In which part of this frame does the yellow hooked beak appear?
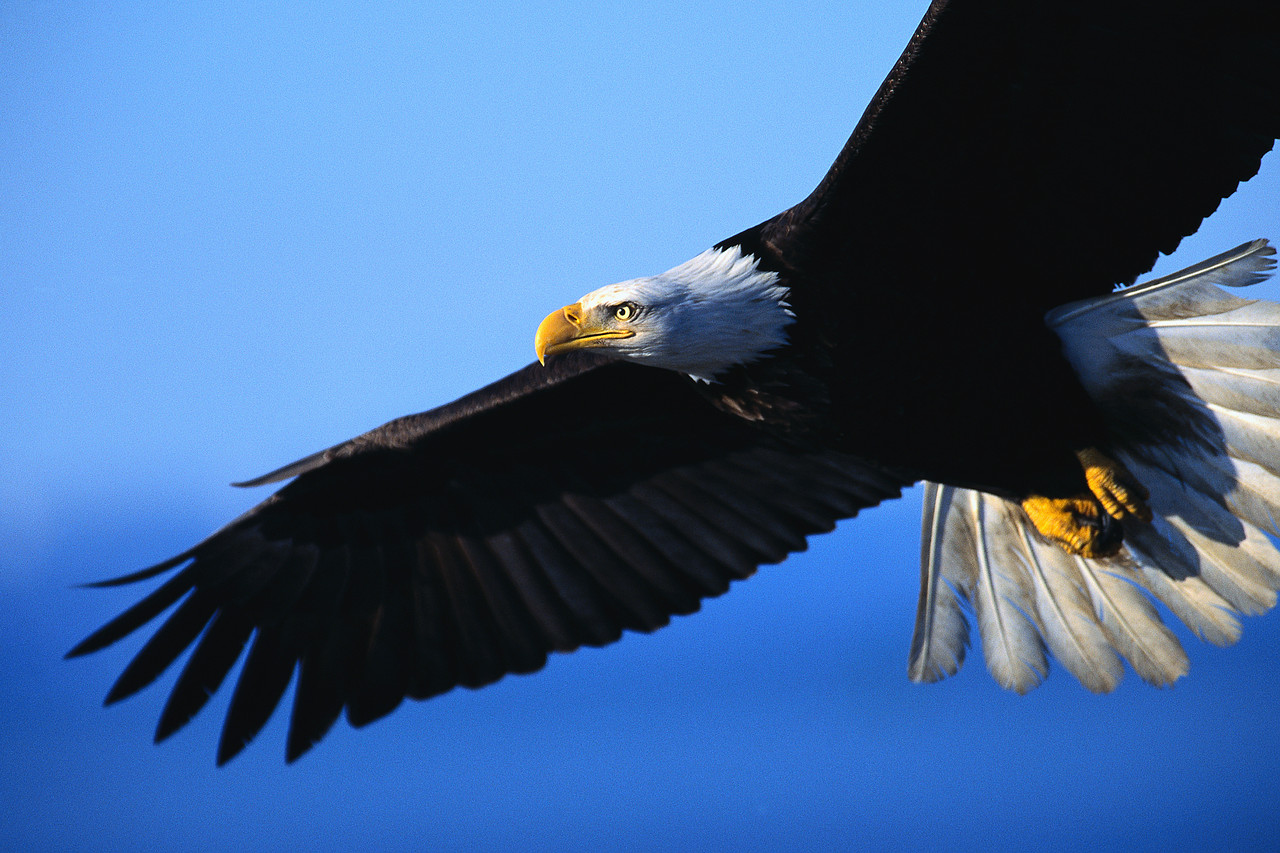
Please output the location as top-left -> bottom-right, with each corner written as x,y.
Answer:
535,301 -> 634,364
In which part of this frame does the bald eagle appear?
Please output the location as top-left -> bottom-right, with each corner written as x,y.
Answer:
71,0 -> 1280,764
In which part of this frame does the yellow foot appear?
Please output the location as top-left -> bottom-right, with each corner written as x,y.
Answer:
1076,448 -> 1152,523
1021,494 -> 1124,558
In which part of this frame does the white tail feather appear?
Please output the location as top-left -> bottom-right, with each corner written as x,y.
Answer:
908,483 -> 971,684
1074,558 -> 1187,687
909,240 -> 1280,691
970,497 -> 1048,693
1014,521 -> 1124,692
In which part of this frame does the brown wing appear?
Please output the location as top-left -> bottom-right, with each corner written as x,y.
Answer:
728,0 -> 1280,308
714,0 -> 1280,494
69,353 -> 904,763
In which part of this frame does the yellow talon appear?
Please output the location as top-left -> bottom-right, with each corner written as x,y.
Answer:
1020,448 -> 1151,558
1076,448 -> 1152,523
1021,494 -> 1124,558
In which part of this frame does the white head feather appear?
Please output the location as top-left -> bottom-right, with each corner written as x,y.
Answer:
576,245 -> 794,382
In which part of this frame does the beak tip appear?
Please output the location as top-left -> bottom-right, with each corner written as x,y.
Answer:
535,302 -> 581,367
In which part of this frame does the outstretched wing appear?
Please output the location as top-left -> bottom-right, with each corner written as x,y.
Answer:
709,0 -> 1280,501
69,353 -> 904,763
731,0 -> 1280,308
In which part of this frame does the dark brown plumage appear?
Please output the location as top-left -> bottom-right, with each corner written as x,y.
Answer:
72,354 -> 902,763
724,0 -> 1280,498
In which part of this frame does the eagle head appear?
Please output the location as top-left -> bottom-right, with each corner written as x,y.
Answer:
534,246 -> 795,382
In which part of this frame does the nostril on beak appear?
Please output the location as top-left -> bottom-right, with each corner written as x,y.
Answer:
563,304 -> 583,325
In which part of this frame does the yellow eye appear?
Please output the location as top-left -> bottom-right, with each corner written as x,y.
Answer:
614,303 -> 635,322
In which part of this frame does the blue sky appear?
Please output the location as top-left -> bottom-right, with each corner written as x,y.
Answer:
4,2 -> 1280,851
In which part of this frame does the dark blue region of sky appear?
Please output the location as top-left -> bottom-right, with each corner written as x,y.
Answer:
5,2 -> 1280,851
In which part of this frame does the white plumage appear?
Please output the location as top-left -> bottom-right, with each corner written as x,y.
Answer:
910,240 -> 1280,692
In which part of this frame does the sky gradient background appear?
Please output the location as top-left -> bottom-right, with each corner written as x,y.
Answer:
5,2 -> 1280,850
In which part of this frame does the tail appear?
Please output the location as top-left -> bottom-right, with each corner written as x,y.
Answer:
908,240 -> 1280,692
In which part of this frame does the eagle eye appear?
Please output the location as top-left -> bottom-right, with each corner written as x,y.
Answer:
613,303 -> 636,322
